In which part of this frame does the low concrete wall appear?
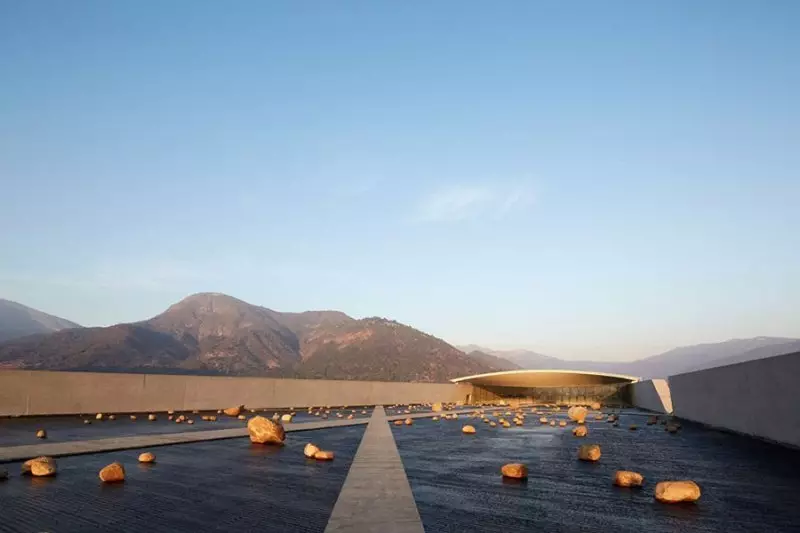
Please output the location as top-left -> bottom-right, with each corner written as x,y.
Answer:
669,351 -> 800,448
626,379 -> 673,414
0,370 -> 472,416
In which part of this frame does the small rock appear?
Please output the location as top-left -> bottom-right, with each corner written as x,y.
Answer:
314,450 -> 335,461
489,421 -> 497,427
462,425 -> 476,434
148,414 -> 157,421
539,417 -> 548,424
655,480 -> 701,503
83,420 -> 92,425
36,429 -> 47,439
432,416 -> 439,421
168,410 -> 175,415
281,414 -> 293,423
404,418 -> 413,426
108,414 -> 116,421
614,470 -> 644,487
393,420 -> 403,426
130,415 -> 137,421
501,463 -> 528,479
224,405 -> 244,417
22,456 -> 57,477
559,421 -> 567,427
573,426 -> 588,437
590,402 -> 602,410
187,420 -> 194,425
138,452 -> 156,463
568,406 -> 588,423
578,444 -> 601,462
247,416 -> 286,445
95,413 -> 103,421
99,462 -> 125,483
304,443 -> 320,458
549,420 -> 556,426
431,402 -> 443,412
237,414 -> 246,420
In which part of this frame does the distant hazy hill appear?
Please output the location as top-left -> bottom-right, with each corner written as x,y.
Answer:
458,345 -> 564,369
460,337 -> 800,378
0,293 -> 495,381
0,299 -> 81,343
463,350 -> 521,372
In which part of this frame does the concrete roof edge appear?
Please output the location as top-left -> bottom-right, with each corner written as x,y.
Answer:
450,369 -> 641,384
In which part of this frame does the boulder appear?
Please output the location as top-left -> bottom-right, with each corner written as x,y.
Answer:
462,425 -> 476,434
148,414 -> 157,421
22,456 -> 57,477
432,416 -> 439,421
573,426 -> 588,437
187,420 -> 194,425
404,418 -> 413,426
36,429 -> 47,439
99,462 -> 125,483
489,421 -> 497,427
247,416 -> 286,445
130,415 -> 137,421
655,480 -> 701,503
614,470 -> 644,487
501,463 -> 528,479
590,402 -> 602,410
568,406 -> 588,423
314,450 -> 335,461
549,420 -> 556,426
95,413 -> 103,421
108,414 -> 116,421
559,421 -> 567,427
281,414 -> 294,422
168,410 -> 175,415
431,402 -> 443,412
138,452 -> 156,463
539,417 -> 548,424
578,444 -> 601,462
224,405 -> 244,417
393,420 -> 404,426
237,414 -> 247,421
304,443 -> 321,458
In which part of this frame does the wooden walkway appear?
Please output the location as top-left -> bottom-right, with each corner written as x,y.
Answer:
0,407 -> 482,463
324,406 -> 424,533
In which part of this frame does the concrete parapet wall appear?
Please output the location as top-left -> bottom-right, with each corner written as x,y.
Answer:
0,370 -> 472,416
669,351 -> 800,448
627,379 -> 673,414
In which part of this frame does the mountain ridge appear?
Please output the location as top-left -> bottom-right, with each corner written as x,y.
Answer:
0,299 -> 82,343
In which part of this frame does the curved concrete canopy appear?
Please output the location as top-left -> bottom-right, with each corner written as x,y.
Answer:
451,369 -> 640,388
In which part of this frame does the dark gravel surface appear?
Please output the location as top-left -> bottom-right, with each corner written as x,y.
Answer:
0,425 -> 364,533
0,408 -> 373,446
393,408 -> 800,533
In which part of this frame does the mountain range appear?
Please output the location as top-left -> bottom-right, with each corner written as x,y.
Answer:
0,299 -> 82,343
0,293 -> 496,381
0,294 -> 797,381
459,337 -> 800,378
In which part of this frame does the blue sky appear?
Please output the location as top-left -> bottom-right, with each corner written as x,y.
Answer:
1,1 -> 798,360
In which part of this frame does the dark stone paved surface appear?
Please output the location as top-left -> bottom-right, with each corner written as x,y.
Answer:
0,425 -> 365,533
0,408 -> 372,447
393,409 -> 800,533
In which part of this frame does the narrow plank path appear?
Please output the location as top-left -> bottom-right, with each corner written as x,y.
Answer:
0,407 -> 487,463
324,406 -> 425,533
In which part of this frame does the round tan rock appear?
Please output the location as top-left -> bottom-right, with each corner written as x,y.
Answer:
138,452 -> 156,463
578,444 -> 601,461
655,480 -> 701,503
130,415 -> 137,421
36,429 -> 47,439
304,443 -> 321,458
237,414 -> 246,420
590,402 -> 601,410
462,425 -> 476,434
314,450 -> 335,461
22,456 -> 57,477
99,462 -> 125,483
568,406 -> 588,423
614,470 -> 644,487
539,417 -> 548,424
573,425 -> 588,437
247,415 -> 286,445
559,421 -> 567,427
393,420 -> 403,426
404,418 -> 413,426
501,463 -> 528,479
432,416 -> 439,421
431,402 -> 443,412
489,421 -> 497,427
95,413 -> 103,421
148,414 -> 157,421
224,405 -> 244,417
281,414 -> 293,422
